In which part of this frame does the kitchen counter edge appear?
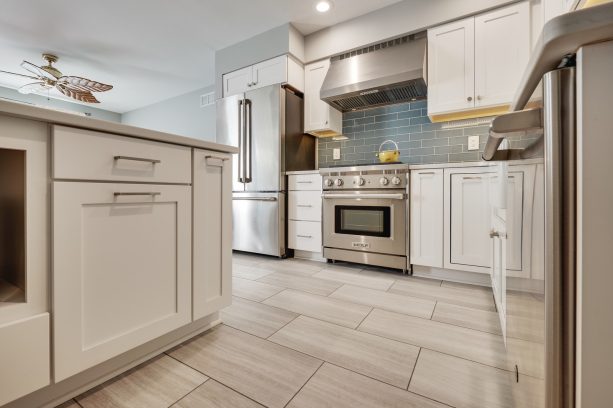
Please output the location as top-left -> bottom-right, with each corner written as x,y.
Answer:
408,158 -> 544,170
0,100 -> 238,154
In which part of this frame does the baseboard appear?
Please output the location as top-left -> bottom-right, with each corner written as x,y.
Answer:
4,313 -> 221,408
293,249 -> 326,262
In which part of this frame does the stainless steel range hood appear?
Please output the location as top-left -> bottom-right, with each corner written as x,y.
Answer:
320,35 -> 427,112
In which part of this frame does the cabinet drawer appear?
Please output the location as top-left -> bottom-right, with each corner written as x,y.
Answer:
289,191 -> 321,221
288,173 -> 321,191
289,221 -> 322,252
0,313 -> 50,406
53,125 -> 191,183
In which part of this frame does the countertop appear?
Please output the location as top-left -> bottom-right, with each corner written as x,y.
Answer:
0,100 -> 238,153
408,158 -> 544,170
285,169 -> 321,175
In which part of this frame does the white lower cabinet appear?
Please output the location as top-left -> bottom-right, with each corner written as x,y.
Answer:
0,313 -> 50,406
288,173 -> 323,256
410,169 -> 444,267
53,182 -> 192,381
192,150 -> 232,320
289,220 -> 322,253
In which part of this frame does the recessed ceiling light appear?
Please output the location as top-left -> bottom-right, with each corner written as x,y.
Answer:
316,1 -> 332,13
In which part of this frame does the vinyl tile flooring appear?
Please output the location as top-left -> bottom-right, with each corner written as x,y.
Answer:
60,254 -> 544,408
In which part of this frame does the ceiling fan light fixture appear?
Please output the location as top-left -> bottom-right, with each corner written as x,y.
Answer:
316,1 -> 332,13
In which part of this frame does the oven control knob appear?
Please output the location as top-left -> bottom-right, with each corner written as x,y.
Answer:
391,176 -> 402,185
335,178 -> 344,186
358,177 -> 366,186
324,179 -> 333,187
379,177 -> 389,186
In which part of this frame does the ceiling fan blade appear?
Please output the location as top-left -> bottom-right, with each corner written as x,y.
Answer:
57,76 -> 113,93
0,69 -> 40,81
18,82 -> 47,94
56,83 -> 100,103
21,60 -> 58,80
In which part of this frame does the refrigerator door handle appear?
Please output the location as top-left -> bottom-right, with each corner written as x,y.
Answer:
244,99 -> 253,183
237,99 -> 245,183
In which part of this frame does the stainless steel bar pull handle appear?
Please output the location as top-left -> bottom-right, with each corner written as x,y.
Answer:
296,181 -> 313,184
205,154 -> 229,167
114,155 -> 161,164
244,99 -> 252,183
233,197 -> 278,202
238,99 -> 245,183
297,235 -> 313,239
297,204 -> 313,208
322,193 -> 406,200
114,192 -> 161,197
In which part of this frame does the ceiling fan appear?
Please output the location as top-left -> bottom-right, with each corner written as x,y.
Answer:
0,53 -> 113,103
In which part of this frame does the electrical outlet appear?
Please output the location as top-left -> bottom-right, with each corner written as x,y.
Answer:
333,148 -> 341,160
467,135 -> 480,151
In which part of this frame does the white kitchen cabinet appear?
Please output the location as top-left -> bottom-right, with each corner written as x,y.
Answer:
53,182 -> 191,381
427,1 -> 531,116
490,213 -> 507,341
193,150 -> 232,320
444,167 -> 525,274
288,173 -> 323,256
427,17 -> 475,114
223,55 -> 304,97
410,169 -> 444,267
304,59 -> 342,137
474,2 -> 530,108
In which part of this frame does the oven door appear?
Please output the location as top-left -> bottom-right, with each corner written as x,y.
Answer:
322,191 -> 407,256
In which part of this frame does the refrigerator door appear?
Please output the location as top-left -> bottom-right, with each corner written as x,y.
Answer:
217,93 -> 246,192
232,192 -> 285,257
244,85 -> 283,192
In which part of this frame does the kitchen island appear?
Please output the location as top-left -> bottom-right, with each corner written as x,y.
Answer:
0,100 -> 236,408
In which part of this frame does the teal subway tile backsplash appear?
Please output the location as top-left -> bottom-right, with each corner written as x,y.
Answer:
317,101 -> 539,168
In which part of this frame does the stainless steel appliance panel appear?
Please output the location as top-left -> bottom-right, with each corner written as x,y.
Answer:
216,93 -> 245,192
244,85 -> 282,192
232,192 -> 285,257
323,191 -> 407,256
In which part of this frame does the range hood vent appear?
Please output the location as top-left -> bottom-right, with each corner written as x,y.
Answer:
321,34 -> 427,113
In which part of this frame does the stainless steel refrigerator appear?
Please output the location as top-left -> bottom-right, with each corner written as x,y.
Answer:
216,84 -> 315,257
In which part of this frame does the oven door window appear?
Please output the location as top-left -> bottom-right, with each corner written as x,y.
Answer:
335,205 -> 391,237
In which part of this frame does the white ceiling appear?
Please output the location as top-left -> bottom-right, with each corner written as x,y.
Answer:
0,0 -> 402,113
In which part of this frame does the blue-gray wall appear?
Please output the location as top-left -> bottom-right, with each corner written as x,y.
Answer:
121,85 -> 216,142
317,101 -> 539,168
0,86 -> 121,122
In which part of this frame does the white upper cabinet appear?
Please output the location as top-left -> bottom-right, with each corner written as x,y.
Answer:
304,59 -> 342,137
427,1 -> 531,116
427,18 -> 475,114
410,169 -> 444,268
474,2 -> 530,108
223,55 -> 304,97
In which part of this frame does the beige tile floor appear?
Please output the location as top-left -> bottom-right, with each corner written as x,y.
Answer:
60,253 -> 544,408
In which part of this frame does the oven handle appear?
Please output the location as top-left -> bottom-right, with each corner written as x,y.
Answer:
322,193 -> 406,200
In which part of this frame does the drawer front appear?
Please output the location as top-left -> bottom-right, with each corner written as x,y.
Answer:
289,220 -> 322,252
0,313 -> 50,406
289,191 -> 321,221
53,125 -> 191,183
288,173 -> 321,191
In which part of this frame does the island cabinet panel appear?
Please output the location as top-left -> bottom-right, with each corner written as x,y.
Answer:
53,182 -> 192,381
53,125 -> 191,184
192,150 -> 232,320
0,313 -> 50,406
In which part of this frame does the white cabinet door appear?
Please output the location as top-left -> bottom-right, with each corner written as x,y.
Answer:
304,59 -> 342,136
490,214 -> 507,341
289,191 -> 322,222
447,172 -> 492,270
474,2 -> 530,108
193,150 -> 232,320
410,169 -> 444,267
427,17 -> 475,115
289,220 -> 322,253
223,66 -> 252,97
252,55 -> 287,90
53,182 -> 191,381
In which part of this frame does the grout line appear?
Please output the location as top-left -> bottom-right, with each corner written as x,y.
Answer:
430,301 -> 438,320
355,307 -> 375,330
406,348 -> 422,390
283,360 -> 325,408
74,399 -> 85,408
257,287 -> 288,303
266,314 -> 302,340
167,377 -> 209,407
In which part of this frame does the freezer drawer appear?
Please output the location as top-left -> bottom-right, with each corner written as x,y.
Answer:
232,192 -> 286,257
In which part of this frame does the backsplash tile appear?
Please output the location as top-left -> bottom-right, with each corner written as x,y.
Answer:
317,101 -> 539,168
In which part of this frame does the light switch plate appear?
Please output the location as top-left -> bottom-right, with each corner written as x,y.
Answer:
333,148 -> 341,160
467,135 -> 480,151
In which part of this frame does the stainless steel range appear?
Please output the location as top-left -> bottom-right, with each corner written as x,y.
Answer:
320,163 -> 409,273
